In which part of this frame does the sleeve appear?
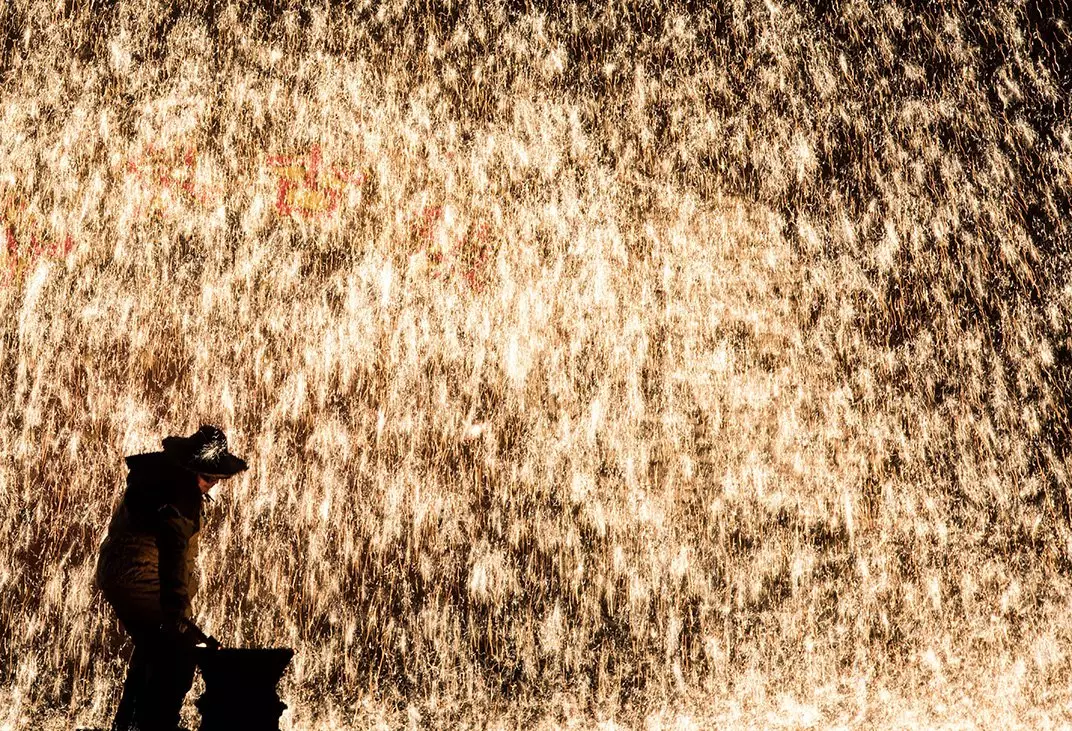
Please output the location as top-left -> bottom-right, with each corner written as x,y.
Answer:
185,531 -> 201,609
155,504 -> 198,622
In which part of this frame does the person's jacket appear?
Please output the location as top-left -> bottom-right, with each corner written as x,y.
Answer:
95,452 -> 203,623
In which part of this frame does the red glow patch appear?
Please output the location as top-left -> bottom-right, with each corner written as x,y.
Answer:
267,146 -> 364,220
1,188 -> 74,287
414,205 -> 498,292
124,143 -> 219,218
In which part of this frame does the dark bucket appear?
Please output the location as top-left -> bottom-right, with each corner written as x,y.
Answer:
193,647 -> 294,731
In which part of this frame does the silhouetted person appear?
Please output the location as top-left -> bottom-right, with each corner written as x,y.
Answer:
96,425 -> 247,731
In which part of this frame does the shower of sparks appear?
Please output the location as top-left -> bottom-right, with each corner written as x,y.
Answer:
0,0 -> 1070,729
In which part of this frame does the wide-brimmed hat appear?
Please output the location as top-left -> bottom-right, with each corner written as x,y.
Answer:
162,425 -> 248,478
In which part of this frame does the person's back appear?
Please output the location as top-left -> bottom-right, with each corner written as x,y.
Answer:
97,451 -> 202,625
96,425 -> 246,731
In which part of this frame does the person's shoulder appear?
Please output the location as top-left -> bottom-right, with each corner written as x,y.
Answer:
124,451 -> 198,517
124,451 -> 171,472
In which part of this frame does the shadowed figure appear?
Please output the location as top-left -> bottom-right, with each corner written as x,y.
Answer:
95,425 -> 247,731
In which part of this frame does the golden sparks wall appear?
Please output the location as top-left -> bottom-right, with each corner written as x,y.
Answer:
0,1 -> 1070,727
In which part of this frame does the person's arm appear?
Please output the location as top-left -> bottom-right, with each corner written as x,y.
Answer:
155,504 -> 197,623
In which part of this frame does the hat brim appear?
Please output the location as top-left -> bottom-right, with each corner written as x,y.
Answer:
190,454 -> 249,478
163,437 -> 248,477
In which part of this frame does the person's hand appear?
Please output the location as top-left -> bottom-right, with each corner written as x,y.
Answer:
174,616 -> 222,650
159,619 -> 199,650
198,631 -> 222,651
